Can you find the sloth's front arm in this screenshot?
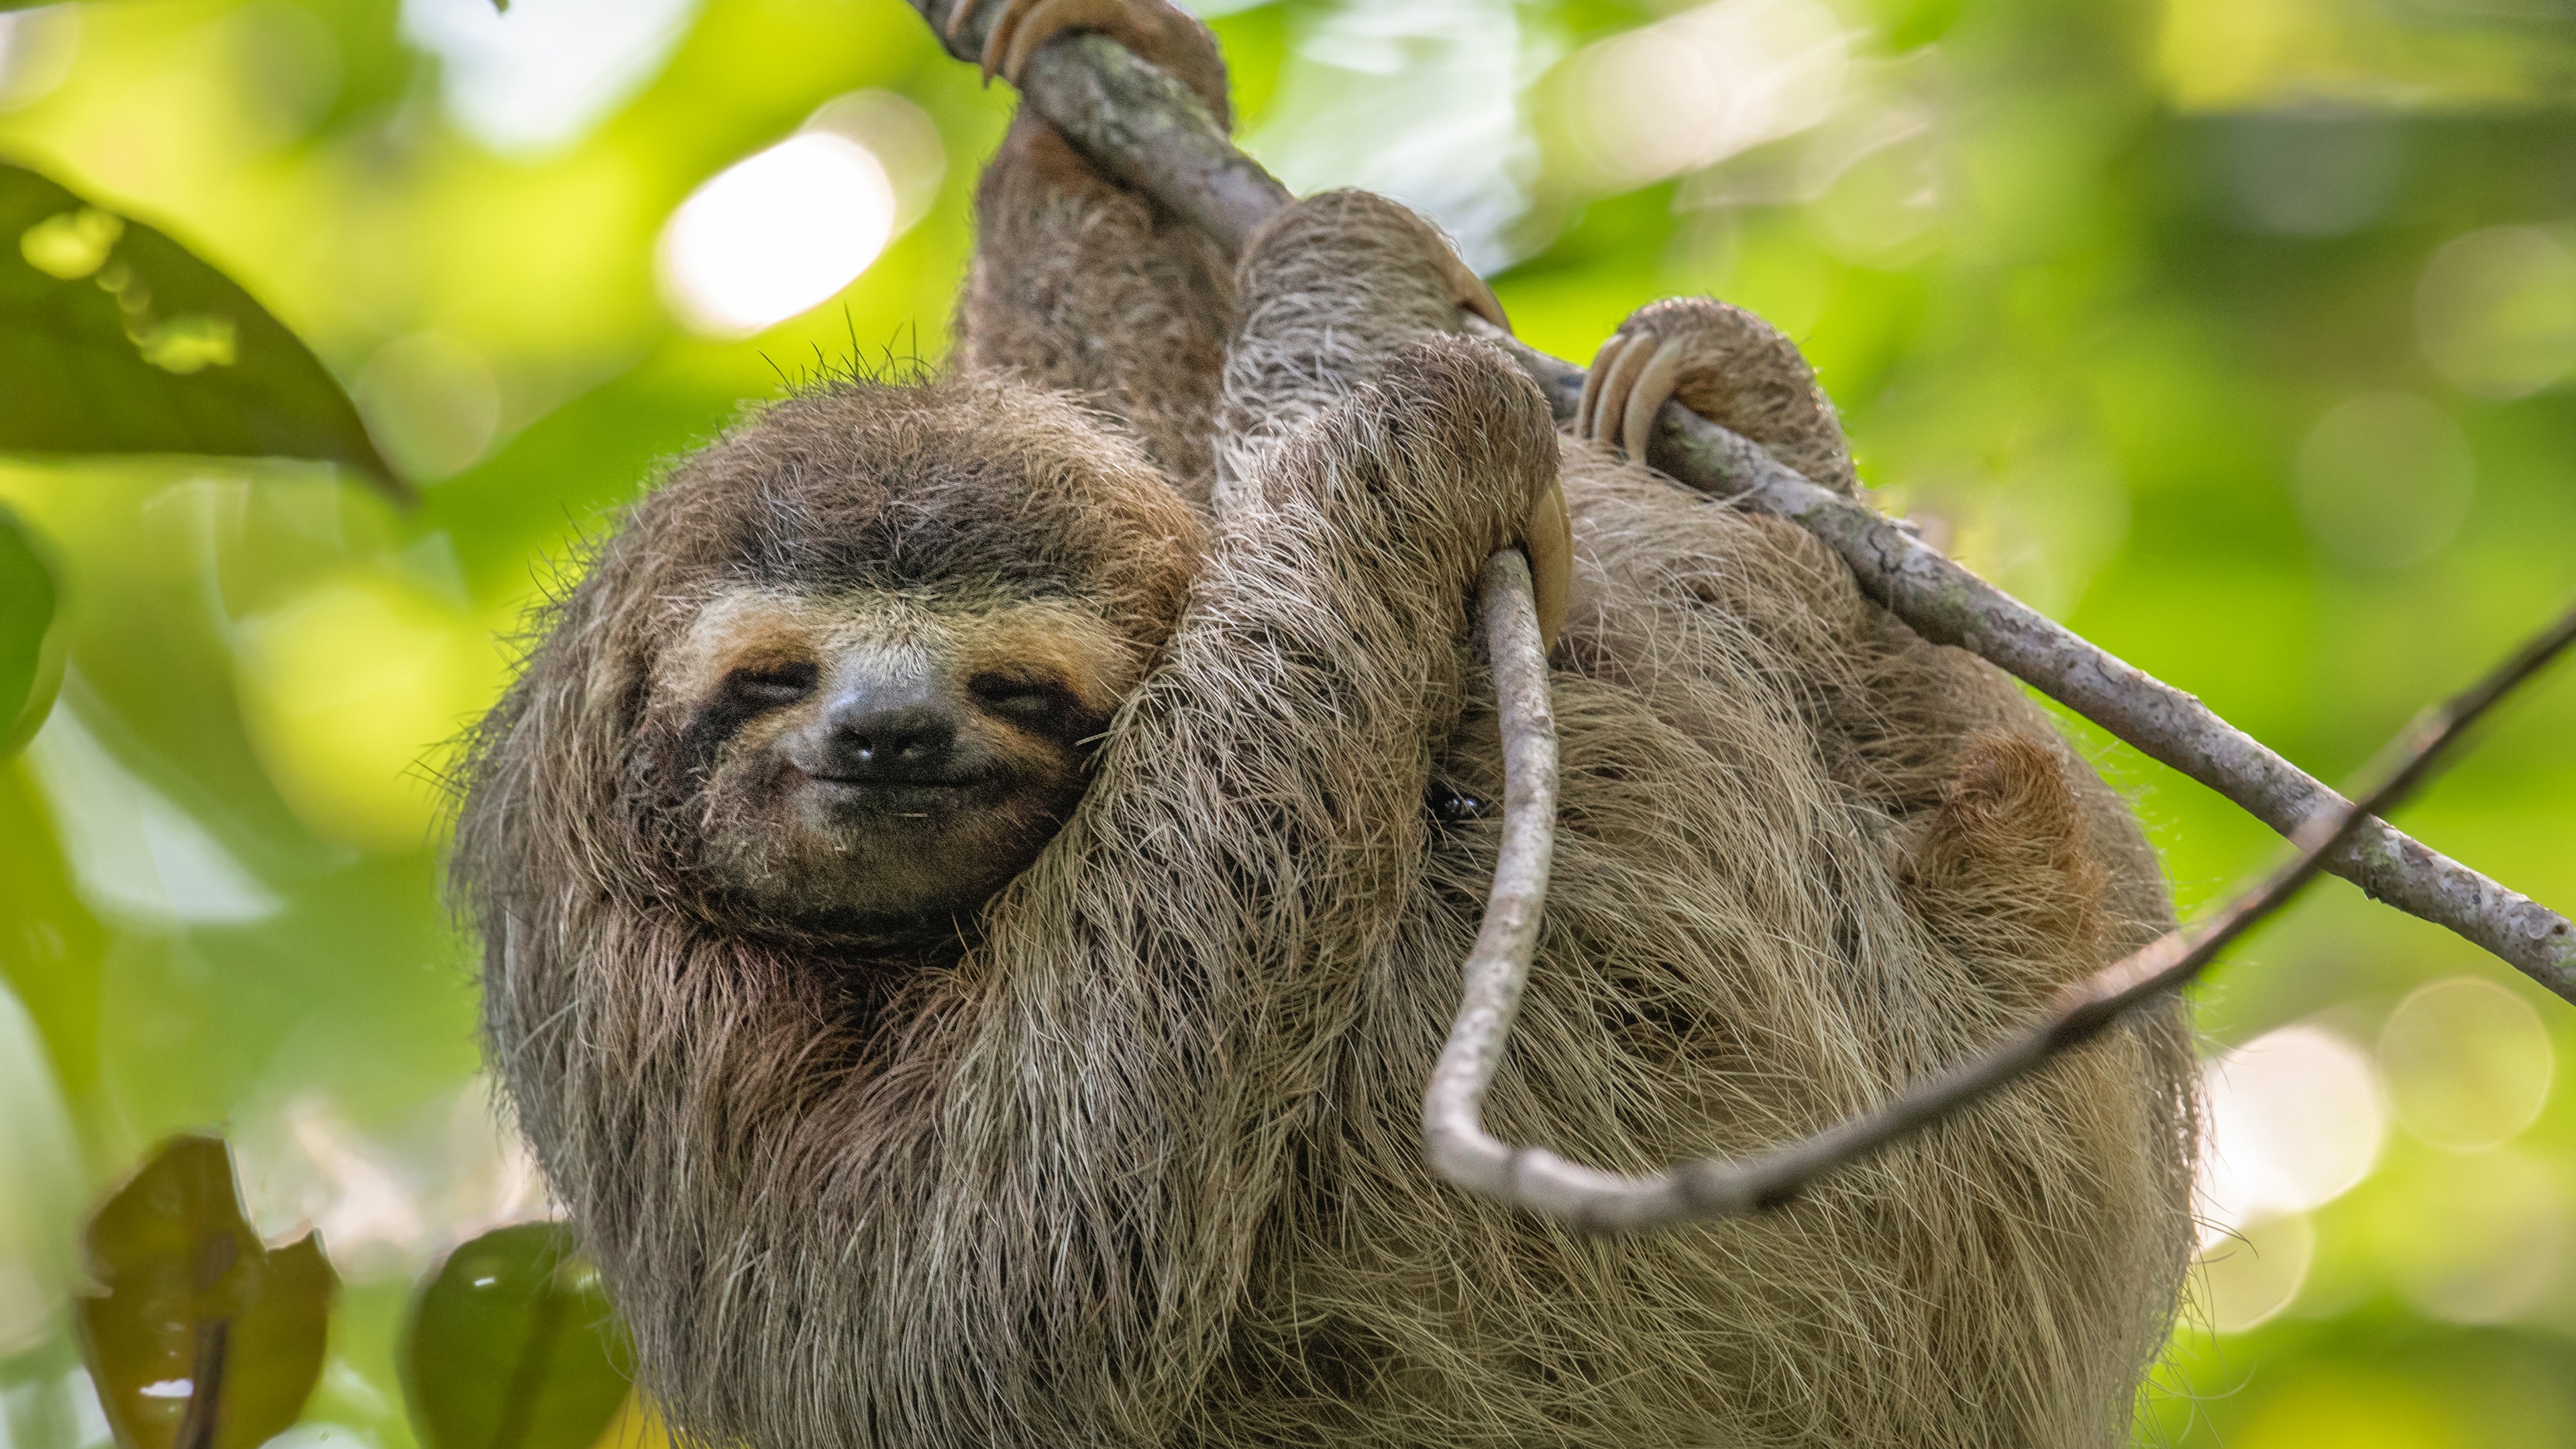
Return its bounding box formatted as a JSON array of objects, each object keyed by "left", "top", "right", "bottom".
[{"left": 1004, "top": 334, "right": 1559, "bottom": 975}]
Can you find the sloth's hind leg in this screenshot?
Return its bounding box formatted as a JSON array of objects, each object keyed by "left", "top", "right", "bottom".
[{"left": 1576, "top": 297, "right": 1860, "bottom": 497}]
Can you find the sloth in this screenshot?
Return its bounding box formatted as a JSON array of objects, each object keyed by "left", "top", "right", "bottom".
[{"left": 449, "top": 2, "right": 2198, "bottom": 1446}]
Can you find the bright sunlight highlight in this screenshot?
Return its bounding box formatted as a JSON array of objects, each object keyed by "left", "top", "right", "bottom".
[
  {"left": 657, "top": 133, "right": 898, "bottom": 338},
  {"left": 2195, "top": 1024, "right": 2385, "bottom": 1246}
]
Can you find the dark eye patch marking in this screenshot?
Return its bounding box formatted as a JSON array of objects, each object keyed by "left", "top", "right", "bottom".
[
  {"left": 967, "top": 669, "right": 1095, "bottom": 745},
  {"left": 681, "top": 658, "right": 819, "bottom": 774}
]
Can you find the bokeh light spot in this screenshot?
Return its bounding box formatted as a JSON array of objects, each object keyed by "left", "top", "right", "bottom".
[
  {"left": 1803, "top": 110, "right": 1940, "bottom": 267},
  {"left": 1564, "top": 0, "right": 1847, "bottom": 191},
  {"left": 2294, "top": 391, "right": 2474, "bottom": 570},
  {"left": 400, "top": 0, "right": 701, "bottom": 154},
  {"left": 2196, "top": 1024, "right": 2385, "bottom": 1245},
  {"left": 2380, "top": 976, "right": 2553, "bottom": 1152},
  {"left": 0, "top": 6, "right": 79, "bottom": 113},
  {"left": 657, "top": 133, "right": 897, "bottom": 339},
  {"left": 804, "top": 89, "right": 947, "bottom": 232},
  {"left": 2416, "top": 225, "right": 2576, "bottom": 399},
  {"left": 2196, "top": 1210, "right": 2314, "bottom": 1333},
  {"left": 356, "top": 331, "right": 501, "bottom": 482}
]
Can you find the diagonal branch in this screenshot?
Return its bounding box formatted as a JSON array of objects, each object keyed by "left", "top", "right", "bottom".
[
  {"left": 1428, "top": 564, "right": 2576, "bottom": 1232},
  {"left": 905, "top": 1, "right": 2576, "bottom": 1001}
]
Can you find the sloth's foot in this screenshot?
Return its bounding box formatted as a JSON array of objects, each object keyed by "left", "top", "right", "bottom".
[
  {"left": 949, "top": 0, "right": 1205, "bottom": 90},
  {"left": 1574, "top": 297, "right": 1859, "bottom": 495}
]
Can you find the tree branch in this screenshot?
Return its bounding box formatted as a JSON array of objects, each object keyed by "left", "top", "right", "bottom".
[
  {"left": 1429, "top": 570, "right": 2576, "bottom": 1232},
  {"left": 903, "top": 1, "right": 2576, "bottom": 1000}
]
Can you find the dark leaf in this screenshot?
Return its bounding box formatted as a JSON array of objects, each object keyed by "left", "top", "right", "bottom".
[
  {"left": 401, "top": 1223, "right": 632, "bottom": 1449},
  {"left": 0, "top": 502, "right": 60, "bottom": 756},
  {"left": 75, "top": 1134, "right": 339, "bottom": 1449},
  {"left": 0, "top": 160, "right": 407, "bottom": 500}
]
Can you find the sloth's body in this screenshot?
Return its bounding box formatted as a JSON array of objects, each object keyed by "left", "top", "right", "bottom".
[{"left": 451, "top": 5, "right": 2195, "bottom": 1446}]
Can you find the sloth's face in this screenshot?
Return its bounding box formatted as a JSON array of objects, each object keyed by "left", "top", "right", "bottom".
[{"left": 652, "top": 586, "right": 1149, "bottom": 930}]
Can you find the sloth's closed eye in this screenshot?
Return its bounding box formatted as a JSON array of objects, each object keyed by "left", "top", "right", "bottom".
[
  {"left": 727, "top": 661, "right": 818, "bottom": 708},
  {"left": 969, "top": 671, "right": 1077, "bottom": 728}
]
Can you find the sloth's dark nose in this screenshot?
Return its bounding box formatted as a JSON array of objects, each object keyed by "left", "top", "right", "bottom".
[{"left": 816, "top": 687, "right": 962, "bottom": 783}]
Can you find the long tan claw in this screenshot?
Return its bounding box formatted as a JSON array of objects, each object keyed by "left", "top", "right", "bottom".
[
  {"left": 985, "top": 0, "right": 1130, "bottom": 85},
  {"left": 1521, "top": 478, "right": 1572, "bottom": 653},
  {"left": 945, "top": 0, "right": 987, "bottom": 42},
  {"left": 1439, "top": 248, "right": 1509, "bottom": 333},
  {"left": 1584, "top": 331, "right": 1658, "bottom": 456},
  {"left": 1577, "top": 332, "right": 1631, "bottom": 443},
  {"left": 1618, "top": 337, "right": 1684, "bottom": 462}
]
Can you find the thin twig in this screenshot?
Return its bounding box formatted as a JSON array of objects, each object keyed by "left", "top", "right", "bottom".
[
  {"left": 905, "top": 0, "right": 2576, "bottom": 999},
  {"left": 1427, "top": 582, "right": 2576, "bottom": 1232}
]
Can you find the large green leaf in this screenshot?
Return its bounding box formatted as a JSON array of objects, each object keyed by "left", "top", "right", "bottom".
[
  {"left": 0, "top": 502, "right": 60, "bottom": 756},
  {"left": 401, "top": 1223, "right": 632, "bottom": 1449},
  {"left": 75, "top": 1134, "right": 338, "bottom": 1449},
  {"left": 0, "top": 160, "right": 405, "bottom": 498}
]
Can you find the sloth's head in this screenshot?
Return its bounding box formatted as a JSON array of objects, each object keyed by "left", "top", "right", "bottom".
[
  {"left": 490, "top": 375, "right": 1204, "bottom": 938},
  {"left": 656, "top": 582, "right": 1147, "bottom": 927}
]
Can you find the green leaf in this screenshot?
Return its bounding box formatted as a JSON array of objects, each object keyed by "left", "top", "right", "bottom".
[
  {"left": 0, "top": 160, "right": 407, "bottom": 500},
  {"left": 74, "top": 1134, "right": 339, "bottom": 1449},
  {"left": 0, "top": 502, "right": 61, "bottom": 757},
  {"left": 401, "top": 1223, "right": 633, "bottom": 1449}
]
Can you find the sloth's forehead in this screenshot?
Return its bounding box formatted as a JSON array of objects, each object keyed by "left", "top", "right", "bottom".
[
  {"left": 651, "top": 582, "right": 1124, "bottom": 697},
  {"left": 727, "top": 483, "right": 1102, "bottom": 597}
]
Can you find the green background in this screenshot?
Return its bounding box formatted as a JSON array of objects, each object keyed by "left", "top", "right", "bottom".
[{"left": 2, "top": 1, "right": 2574, "bottom": 1446}]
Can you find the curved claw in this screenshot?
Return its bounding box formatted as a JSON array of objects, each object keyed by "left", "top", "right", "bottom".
[
  {"left": 1441, "top": 250, "right": 1509, "bottom": 334},
  {"left": 1578, "top": 333, "right": 1633, "bottom": 444},
  {"left": 1619, "top": 337, "right": 1684, "bottom": 463},
  {"left": 987, "top": 0, "right": 1132, "bottom": 85},
  {"left": 945, "top": 0, "right": 987, "bottom": 42},
  {"left": 1521, "top": 476, "right": 1573, "bottom": 654},
  {"left": 1586, "top": 331, "right": 1658, "bottom": 458}
]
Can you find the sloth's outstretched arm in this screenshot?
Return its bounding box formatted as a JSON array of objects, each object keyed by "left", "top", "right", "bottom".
[
  {"left": 1214, "top": 191, "right": 1504, "bottom": 502},
  {"left": 949, "top": 0, "right": 1235, "bottom": 496},
  {"left": 1211, "top": 189, "right": 1570, "bottom": 638}
]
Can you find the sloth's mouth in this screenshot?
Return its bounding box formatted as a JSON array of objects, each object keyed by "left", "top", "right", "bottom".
[{"left": 803, "top": 772, "right": 1005, "bottom": 818}]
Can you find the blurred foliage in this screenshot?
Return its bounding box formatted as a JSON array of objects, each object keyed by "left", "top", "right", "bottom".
[
  {"left": 0, "top": 162, "right": 398, "bottom": 494},
  {"left": 399, "top": 1225, "right": 626, "bottom": 1449},
  {"left": 0, "top": 1, "right": 2570, "bottom": 1447},
  {"left": 0, "top": 502, "right": 58, "bottom": 752},
  {"left": 74, "top": 1136, "right": 333, "bottom": 1449}
]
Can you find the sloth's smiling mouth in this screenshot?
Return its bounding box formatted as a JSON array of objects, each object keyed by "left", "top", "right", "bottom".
[{"left": 802, "top": 771, "right": 1007, "bottom": 819}]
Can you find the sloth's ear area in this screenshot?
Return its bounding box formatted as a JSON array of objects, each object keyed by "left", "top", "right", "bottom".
[{"left": 1900, "top": 731, "right": 2110, "bottom": 982}]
